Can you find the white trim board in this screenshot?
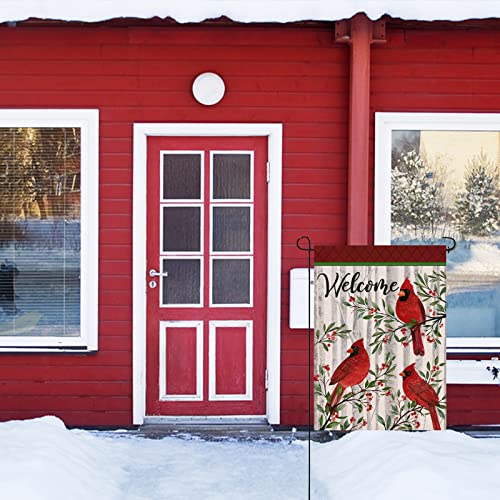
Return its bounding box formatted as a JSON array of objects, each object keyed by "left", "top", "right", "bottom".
[
  {"left": 132, "top": 122, "right": 283, "bottom": 425},
  {"left": 0, "top": 109, "right": 99, "bottom": 351}
]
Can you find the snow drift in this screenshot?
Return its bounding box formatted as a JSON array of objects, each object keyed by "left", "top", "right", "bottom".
[
  {"left": 0, "top": 416, "right": 124, "bottom": 500},
  {"left": 312, "top": 429, "right": 500, "bottom": 499}
]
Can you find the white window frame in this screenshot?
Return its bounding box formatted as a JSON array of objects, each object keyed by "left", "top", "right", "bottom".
[
  {"left": 0, "top": 109, "right": 99, "bottom": 352},
  {"left": 375, "top": 112, "right": 500, "bottom": 356}
]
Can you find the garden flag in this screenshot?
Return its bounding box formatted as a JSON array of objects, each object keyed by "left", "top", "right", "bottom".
[{"left": 314, "top": 246, "right": 447, "bottom": 431}]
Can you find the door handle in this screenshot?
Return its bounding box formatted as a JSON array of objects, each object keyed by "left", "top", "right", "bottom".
[{"left": 149, "top": 269, "right": 169, "bottom": 278}]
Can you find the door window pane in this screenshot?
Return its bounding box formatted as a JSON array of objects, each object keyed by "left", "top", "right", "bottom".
[
  {"left": 162, "top": 259, "right": 201, "bottom": 305},
  {"left": 212, "top": 154, "right": 251, "bottom": 200},
  {"left": 212, "top": 206, "right": 251, "bottom": 252},
  {"left": 162, "top": 206, "right": 201, "bottom": 252},
  {"left": 212, "top": 259, "right": 251, "bottom": 305},
  {"left": 163, "top": 153, "right": 201, "bottom": 200},
  {"left": 0, "top": 127, "right": 81, "bottom": 337}
]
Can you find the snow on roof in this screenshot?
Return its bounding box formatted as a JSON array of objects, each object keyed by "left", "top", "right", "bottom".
[{"left": 4, "top": 0, "right": 500, "bottom": 24}]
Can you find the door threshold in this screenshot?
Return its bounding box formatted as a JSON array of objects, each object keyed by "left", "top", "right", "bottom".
[
  {"left": 144, "top": 415, "right": 268, "bottom": 426},
  {"left": 141, "top": 415, "right": 271, "bottom": 431}
]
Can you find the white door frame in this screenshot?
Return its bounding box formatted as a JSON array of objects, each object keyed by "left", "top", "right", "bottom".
[{"left": 132, "top": 123, "right": 283, "bottom": 425}]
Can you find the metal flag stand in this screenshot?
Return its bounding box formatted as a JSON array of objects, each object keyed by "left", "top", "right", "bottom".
[{"left": 296, "top": 235, "right": 313, "bottom": 500}]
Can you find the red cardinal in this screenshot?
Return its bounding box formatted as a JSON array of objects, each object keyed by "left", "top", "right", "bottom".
[
  {"left": 400, "top": 363, "right": 441, "bottom": 430},
  {"left": 396, "top": 277, "right": 425, "bottom": 356},
  {"left": 328, "top": 339, "right": 370, "bottom": 409}
]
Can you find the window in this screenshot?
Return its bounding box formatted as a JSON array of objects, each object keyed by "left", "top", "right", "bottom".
[
  {"left": 0, "top": 110, "right": 98, "bottom": 350},
  {"left": 375, "top": 113, "right": 500, "bottom": 352}
]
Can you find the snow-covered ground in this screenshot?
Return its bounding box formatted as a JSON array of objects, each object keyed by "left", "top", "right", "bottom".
[
  {"left": 450, "top": 242, "right": 500, "bottom": 277},
  {"left": 2, "top": 416, "right": 500, "bottom": 500}
]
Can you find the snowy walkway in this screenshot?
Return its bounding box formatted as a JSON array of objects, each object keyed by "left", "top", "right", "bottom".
[{"left": 102, "top": 432, "right": 314, "bottom": 500}]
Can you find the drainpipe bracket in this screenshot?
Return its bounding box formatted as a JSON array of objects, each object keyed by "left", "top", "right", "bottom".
[{"left": 335, "top": 16, "right": 386, "bottom": 45}]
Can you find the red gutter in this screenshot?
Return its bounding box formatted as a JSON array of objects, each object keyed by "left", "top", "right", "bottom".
[{"left": 336, "top": 14, "right": 386, "bottom": 244}]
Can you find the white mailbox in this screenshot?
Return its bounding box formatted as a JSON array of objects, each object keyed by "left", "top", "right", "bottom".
[{"left": 289, "top": 268, "right": 314, "bottom": 329}]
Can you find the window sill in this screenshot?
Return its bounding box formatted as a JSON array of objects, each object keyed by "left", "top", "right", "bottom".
[
  {"left": 0, "top": 347, "right": 97, "bottom": 354},
  {"left": 447, "top": 359, "right": 500, "bottom": 385}
]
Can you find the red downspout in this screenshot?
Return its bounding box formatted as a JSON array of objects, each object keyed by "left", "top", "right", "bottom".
[{"left": 336, "top": 14, "right": 386, "bottom": 244}]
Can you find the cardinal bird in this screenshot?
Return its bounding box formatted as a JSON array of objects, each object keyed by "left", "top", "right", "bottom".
[
  {"left": 400, "top": 363, "right": 441, "bottom": 430},
  {"left": 328, "top": 339, "right": 370, "bottom": 409},
  {"left": 396, "top": 277, "right": 425, "bottom": 356}
]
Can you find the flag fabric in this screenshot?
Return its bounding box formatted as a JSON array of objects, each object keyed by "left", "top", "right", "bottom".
[{"left": 314, "top": 245, "right": 446, "bottom": 431}]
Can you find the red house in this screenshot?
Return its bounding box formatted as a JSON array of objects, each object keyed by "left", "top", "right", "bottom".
[{"left": 0, "top": 2, "right": 499, "bottom": 428}]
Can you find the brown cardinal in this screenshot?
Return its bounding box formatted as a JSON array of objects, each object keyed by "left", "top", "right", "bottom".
[
  {"left": 400, "top": 363, "right": 441, "bottom": 430},
  {"left": 328, "top": 338, "right": 370, "bottom": 409},
  {"left": 396, "top": 277, "right": 425, "bottom": 356}
]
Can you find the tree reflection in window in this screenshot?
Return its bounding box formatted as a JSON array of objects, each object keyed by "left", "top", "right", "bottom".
[
  {"left": 390, "top": 129, "right": 500, "bottom": 340},
  {"left": 0, "top": 127, "right": 81, "bottom": 336}
]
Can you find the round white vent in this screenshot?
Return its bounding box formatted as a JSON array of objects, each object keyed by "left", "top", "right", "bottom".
[{"left": 192, "top": 72, "right": 225, "bottom": 106}]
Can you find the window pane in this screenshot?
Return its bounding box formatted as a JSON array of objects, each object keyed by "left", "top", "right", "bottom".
[
  {"left": 162, "top": 206, "right": 201, "bottom": 252},
  {"left": 163, "top": 154, "right": 201, "bottom": 200},
  {"left": 390, "top": 128, "right": 500, "bottom": 339},
  {"left": 162, "top": 259, "right": 200, "bottom": 305},
  {"left": 0, "top": 127, "right": 81, "bottom": 337},
  {"left": 212, "top": 206, "right": 250, "bottom": 252},
  {"left": 213, "top": 154, "right": 251, "bottom": 199},
  {"left": 212, "top": 259, "right": 250, "bottom": 305}
]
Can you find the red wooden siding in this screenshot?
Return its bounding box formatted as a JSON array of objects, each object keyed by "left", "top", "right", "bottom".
[
  {"left": 0, "top": 20, "right": 496, "bottom": 427},
  {"left": 0, "top": 23, "right": 349, "bottom": 426},
  {"left": 370, "top": 23, "right": 500, "bottom": 426}
]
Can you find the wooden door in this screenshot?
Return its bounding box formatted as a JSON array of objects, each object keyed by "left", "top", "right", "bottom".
[{"left": 145, "top": 136, "right": 267, "bottom": 417}]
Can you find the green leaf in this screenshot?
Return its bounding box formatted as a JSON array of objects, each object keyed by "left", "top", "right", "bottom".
[
  {"left": 376, "top": 415, "right": 386, "bottom": 427},
  {"left": 388, "top": 304, "right": 395, "bottom": 316}
]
